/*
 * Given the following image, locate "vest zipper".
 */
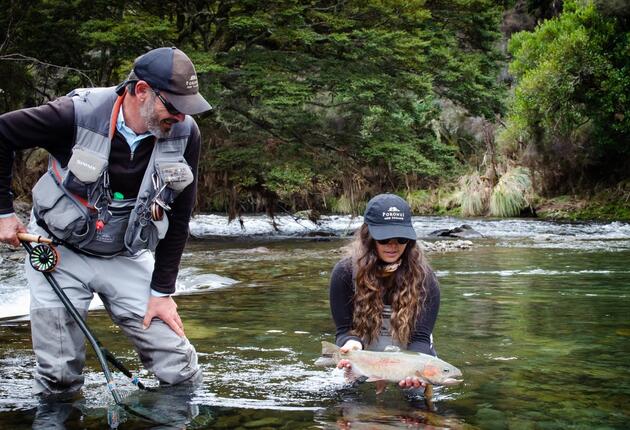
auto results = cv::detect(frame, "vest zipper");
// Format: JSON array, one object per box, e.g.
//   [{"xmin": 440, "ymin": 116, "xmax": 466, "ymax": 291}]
[{"xmin": 129, "ymin": 151, "xmax": 134, "ymax": 161}]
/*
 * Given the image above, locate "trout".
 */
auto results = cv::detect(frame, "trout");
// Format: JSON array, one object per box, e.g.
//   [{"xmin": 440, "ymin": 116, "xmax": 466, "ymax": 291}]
[{"xmin": 316, "ymin": 341, "xmax": 463, "ymax": 387}]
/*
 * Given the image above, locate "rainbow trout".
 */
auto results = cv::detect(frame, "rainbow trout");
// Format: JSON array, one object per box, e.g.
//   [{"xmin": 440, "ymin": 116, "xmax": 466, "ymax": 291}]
[{"xmin": 316, "ymin": 341, "xmax": 463, "ymax": 387}]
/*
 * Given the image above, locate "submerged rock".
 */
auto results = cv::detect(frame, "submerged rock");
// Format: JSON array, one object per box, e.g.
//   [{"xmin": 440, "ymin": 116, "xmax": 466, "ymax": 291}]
[{"xmin": 240, "ymin": 247, "xmax": 272, "ymax": 254}]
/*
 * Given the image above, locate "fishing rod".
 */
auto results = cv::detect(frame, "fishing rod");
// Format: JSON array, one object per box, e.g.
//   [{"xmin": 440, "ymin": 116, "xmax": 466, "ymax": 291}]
[{"xmin": 18, "ymin": 233, "xmax": 153, "ymax": 405}]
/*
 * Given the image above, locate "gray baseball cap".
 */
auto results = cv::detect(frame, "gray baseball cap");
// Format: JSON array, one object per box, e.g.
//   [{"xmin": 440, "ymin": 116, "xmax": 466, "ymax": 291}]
[
  {"xmin": 131, "ymin": 47, "xmax": 212, "ymax": 115},
  {"xmin": 363, "ymin": 194, "xmax": 417, "ymax": 241}
]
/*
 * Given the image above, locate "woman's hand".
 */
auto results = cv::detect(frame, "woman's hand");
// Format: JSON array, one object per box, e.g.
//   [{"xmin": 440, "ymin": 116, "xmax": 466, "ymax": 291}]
[
  {"xmin": 398, "ymin": 376, "xmax": 427, "ymax": 389},
  {"xmin": 336, "ymin": 340, "xmax": 362, "ymax": 381},
  {"xmin": 336, "ymin": 340, "xmax": 362, "ymax": 370}
]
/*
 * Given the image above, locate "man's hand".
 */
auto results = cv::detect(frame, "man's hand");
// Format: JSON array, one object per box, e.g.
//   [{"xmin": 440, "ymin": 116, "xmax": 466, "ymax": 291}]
[
  {"xmin": 0, "ymin": 215, "xmax": 27, "ymax": 247},
  {"xmin": 143, "ymin": 295, "xmax": 185, "ymax": 337}
]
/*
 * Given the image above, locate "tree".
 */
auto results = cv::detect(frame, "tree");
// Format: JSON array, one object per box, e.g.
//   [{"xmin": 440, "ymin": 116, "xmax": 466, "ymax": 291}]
[
  {"xmin": 501, "ymin": 0, "xmax": 630, "ymax": 193},
  {"xmin": 174, "ymin": 0, "xmax": 506, "ymax": 213}
]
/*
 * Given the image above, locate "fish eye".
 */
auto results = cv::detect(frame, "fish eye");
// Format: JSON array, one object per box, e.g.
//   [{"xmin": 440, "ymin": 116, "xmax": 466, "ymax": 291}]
[{"xmin": 443, "ymin": 369, "xmax": 449, "ymax": 372}]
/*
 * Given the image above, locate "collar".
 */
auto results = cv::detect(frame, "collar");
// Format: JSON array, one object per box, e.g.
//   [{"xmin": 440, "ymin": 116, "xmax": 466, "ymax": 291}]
[{"xmin": 116, "ymin": 105, "xmax": 152, "ymax": 150}]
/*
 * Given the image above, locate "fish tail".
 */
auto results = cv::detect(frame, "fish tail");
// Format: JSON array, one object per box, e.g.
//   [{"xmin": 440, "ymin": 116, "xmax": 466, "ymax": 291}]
[
  {"xmin": 314, "ymin": 341, "xmax": 340, "ymax": 367},
  {"xmin": 321, "ymin": 341, "xmax": 339, "ymax": 355}
]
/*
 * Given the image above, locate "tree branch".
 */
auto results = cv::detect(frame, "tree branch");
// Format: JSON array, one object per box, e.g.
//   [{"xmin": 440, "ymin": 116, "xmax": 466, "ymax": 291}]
[{"xmin": 0, "ymin": 53, "xmax": 95, "ymax": 86}]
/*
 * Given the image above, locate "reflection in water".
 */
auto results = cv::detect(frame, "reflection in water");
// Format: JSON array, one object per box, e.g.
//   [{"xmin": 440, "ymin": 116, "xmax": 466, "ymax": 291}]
[
  {"xmin": 316, "ymin": 396, "xmax": 472, "ymax": 430},
  {"xmin": 29, "ymin": 384, "xmax": 216, "ymax": 429}
]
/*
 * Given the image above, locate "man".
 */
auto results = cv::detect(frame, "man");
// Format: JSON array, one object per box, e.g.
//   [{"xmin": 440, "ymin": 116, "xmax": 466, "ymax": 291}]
[{"xmin": 0, "ymin": 47, "xmax": 211, "ymax": 396}]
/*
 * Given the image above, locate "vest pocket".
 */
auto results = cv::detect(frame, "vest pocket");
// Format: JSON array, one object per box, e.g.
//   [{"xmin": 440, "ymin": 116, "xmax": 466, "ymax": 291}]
[
  {"xmin": 80, "ymin": 202, "xmax": 133, "ymax": 255},
  {"xmin": 126, "ymin": 215, "xmax": 169, "ymax": 253},
  {"xmin": 62, "ymin": 171, "xmax": 88, "ymax": 198},
  {"xmin": 32, "ymin": 173, "xmax": 89, "ymax": 241}
]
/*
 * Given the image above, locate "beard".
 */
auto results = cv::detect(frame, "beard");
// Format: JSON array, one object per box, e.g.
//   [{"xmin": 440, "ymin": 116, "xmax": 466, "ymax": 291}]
[{"xmin": 140, "ymin": 93, "xmax": 174, "ymax": 139}]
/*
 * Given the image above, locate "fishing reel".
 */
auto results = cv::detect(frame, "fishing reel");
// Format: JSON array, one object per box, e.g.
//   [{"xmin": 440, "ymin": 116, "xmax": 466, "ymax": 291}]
[
  {"xmin": 18, "ymin": 233, "xmax": 60, "ymax": 272},
  {"xmin": 28, "ymin": 243, "xmax": 60, "ymax": 272}
]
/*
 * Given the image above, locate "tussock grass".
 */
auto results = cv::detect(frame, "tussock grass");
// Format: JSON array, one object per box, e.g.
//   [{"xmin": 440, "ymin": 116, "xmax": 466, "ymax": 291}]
[
  {"xmin": 489, "ymin": 167, "xmax": 532, "ymax": 217},
  {"xmin": 458, "ymin": 172, "xmax": 490, "ymax": 216}
]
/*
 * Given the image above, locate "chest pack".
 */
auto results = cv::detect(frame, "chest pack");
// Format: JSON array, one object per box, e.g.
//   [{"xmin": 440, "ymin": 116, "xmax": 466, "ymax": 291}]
[{"xmin": 31, "ymin": 87, "xmax": 194, "ymax": 256}]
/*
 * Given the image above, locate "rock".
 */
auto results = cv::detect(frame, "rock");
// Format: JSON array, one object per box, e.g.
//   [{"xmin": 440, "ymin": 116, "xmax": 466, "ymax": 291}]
[
  {"xmin": 293, "ymin": 209, "xmax": 320, "ymax": 223},
  {"xmin": 13, "ymin": 200, "xmax": 31, "ymax": 224},
  {"xmin": 428, "ymin": 224, "xmax": 482, "ymax": 238},
  {"xmin": 420, "ymin": 240, "xmax": 473, "ymax": 253}
]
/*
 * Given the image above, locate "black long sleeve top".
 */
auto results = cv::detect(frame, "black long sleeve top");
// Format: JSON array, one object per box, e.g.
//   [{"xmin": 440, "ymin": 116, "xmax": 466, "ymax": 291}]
[
  {"xmin": 0, "ymin": 96, "xmax": 201, "ymax": 294},
  {"xmin": 329, "ymin": 257, "xmax": 441, "ymax": 355}
]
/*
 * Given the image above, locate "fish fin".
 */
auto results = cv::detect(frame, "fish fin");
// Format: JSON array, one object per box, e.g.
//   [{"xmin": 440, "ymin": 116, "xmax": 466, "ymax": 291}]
[
  {"xmin": 424, "ymin": 384, "xmax": 436, "ymax": 411},
  {"xmin": 320, "ymin": 341, "xmax": 341, "ymax": 365},
  {"xmin": 345, "ymin": 370, "xmax": 368, "ymax": 385},
  {"xmin": 375, "ymin": 380, "xmax": 388, "ymax": 395},
  {"xmin": 424, "ymin": 384, "xmax": 433, "ymax": 400},
  {"xmin": 365, "ymin": 377, "xmax": 384, "ymax": 383},
  {"xmin": 383, "ymin": 345, "xmax": 401, "ymax": 352}
]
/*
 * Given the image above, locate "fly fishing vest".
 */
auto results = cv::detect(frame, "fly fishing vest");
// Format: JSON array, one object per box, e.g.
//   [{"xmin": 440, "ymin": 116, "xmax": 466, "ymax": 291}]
[{"xmin": 31, "ymin": 86, "xmax": 194, "ymax": 256}]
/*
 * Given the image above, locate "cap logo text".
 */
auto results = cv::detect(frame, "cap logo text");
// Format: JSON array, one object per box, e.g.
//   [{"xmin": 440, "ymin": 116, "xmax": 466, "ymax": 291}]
[
  {"xmin": 186, "ymin": 74, "xmax": 198, "ymax": 89},
  {"xmin": 382, "ymin": 206, "xmax": 404, "ymax": 221}
]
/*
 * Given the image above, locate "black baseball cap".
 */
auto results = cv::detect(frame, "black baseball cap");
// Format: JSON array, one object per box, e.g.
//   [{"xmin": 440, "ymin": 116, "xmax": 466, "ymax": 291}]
[
  {"xmin": 126, "ymin": 47, "xmax": 212, "ymax": 115},
  {"xmin": 363, "ymin": 194, "xmax": 417, "ymax": 241}
]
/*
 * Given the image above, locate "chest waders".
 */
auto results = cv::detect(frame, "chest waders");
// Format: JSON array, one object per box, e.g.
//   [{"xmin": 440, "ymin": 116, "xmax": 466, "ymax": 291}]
[{"xmin": 18, "ymin": 233, "xmax": 152, "ymax": 406}]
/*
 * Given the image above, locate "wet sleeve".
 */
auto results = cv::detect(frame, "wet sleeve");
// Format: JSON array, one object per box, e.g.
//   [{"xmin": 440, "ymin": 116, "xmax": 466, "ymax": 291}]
[
  {"xmin": 407, "ymin": 270, "xmax": 441, "ymax": 355},
  {"xmin": 329, "ymin": 258, "xmax": 363, "ymax": 348},
  {"xmin": 150, "ymin": 120, "xmax": 201, "ymax": 294},
  {"xmin": 0, "ymin": 97, "xmax": 75, "ymax": 214}
]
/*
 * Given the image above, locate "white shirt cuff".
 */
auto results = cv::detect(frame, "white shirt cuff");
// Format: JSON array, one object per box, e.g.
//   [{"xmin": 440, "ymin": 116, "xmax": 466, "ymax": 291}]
[{"xmin": 150, "ymin": 289, "xmax": 171, "ymax": 297}]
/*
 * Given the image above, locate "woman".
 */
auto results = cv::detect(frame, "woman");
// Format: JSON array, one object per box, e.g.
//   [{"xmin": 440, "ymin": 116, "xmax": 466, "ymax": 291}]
[{"xmin": 329, "ymin": 193, "xmax": 440, "ymax": 391}]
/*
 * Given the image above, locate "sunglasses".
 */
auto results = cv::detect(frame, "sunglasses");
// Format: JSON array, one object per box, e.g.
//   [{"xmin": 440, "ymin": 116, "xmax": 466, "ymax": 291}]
[
  {"xmin": 376, "ymin": 238, "xmax": 412, "ymax": 245},
  {"xmin": 153, "ymin": 88, "xmax": 181, "ymax": 116}
]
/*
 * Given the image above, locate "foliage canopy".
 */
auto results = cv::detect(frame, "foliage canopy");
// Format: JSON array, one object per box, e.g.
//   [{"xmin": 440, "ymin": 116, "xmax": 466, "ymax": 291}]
[{"xmin": 2, "ymin": 0, "xmax": 507, "ymax": 214}]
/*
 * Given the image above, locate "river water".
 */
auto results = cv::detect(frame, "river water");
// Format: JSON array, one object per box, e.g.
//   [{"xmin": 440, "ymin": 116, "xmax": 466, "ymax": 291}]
[{"xmin": 0, "ymin": 215, "xmax": 629, "ymax": 429}]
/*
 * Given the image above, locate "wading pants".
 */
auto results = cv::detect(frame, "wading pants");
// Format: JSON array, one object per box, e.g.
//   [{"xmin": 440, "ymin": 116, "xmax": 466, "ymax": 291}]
[{"xmin": 26, "ymin": 223, "xmax": 200, "ymax": 396}]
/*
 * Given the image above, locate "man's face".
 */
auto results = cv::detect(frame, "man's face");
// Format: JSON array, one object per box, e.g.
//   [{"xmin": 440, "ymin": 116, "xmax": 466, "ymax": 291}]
[{"xmin": 140, "ymin": 91, "xmax": 185, "ymax": 139}]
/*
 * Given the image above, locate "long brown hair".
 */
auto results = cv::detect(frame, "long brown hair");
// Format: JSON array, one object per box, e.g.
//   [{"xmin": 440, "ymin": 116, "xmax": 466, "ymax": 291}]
[{"xmin": 350, "ymin": 224, "xmax": 432, "ymax": 346}]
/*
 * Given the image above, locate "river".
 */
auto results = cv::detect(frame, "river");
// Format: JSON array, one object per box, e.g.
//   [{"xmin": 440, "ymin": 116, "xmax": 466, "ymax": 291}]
[{"xmin": 0, "ymin": 214, "xmax": 629, "ymax": 429}]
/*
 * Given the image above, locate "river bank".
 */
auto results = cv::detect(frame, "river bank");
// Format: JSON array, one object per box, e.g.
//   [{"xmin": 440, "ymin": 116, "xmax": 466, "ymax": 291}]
[
  {"xmin": 410, "ymin": 192, "xmax": 630, "ymax": 222},
  {"xmin": 533, "ymin": 193, "xmax": 630, "ymax": 221}
]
